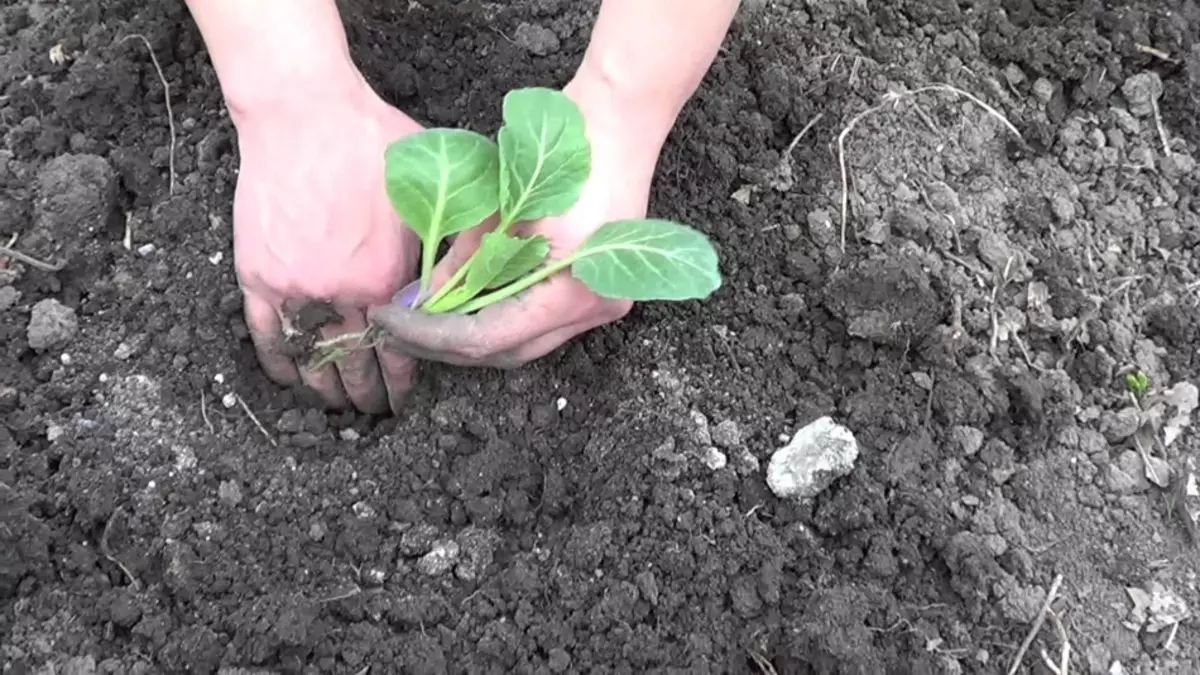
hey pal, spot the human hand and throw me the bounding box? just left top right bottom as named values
left=231, top=78, right=422, bottom=412
left=367, top=82, right=663, bottom=368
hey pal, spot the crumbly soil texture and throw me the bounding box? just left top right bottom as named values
left=3, top=1, right=1200, bottom=673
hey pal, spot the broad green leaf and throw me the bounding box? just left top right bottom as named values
left=498, top=88, right=591, bottom=227
left=569, top=219, right=721, bottom=301
left=384, top=129, right=500, bottom=246
left=423, top=233, right=549, bottom=312
left=483, top=233, right=550, bottom=289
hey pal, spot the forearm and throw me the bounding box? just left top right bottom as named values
left=184, top=0, right=364, bottom=120
left=570, top=0, right=740, bottom=146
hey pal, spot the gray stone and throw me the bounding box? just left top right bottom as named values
left=417, top=541, right=460, bottom=576
left=513, top=22, right=560, bottom=56
left=766, top=417, right=859, bottom=500
left=949, top=426, right=984, bottom=456
left=218, top=480, right=243, bottom=506
left=1121, top=71, right=1163, bottom=117
left=711, top=420, right=742, bottom=448
left=0, top=285, right=19, bottom=311
left=26, top=298, right=77, bottom=350
left=1099, top=408, right=1141, bottom=443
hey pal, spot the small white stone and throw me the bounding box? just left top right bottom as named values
left=767, top=416, right=860, bottom=500
left=703, top=447, right=727, bottom=470
left=60, top=353, right=71, bottom=365
left=209, top=252, right=223, bottom=264
left=214, top=373, right=225, bottom=384
left=556, top=397, right=567, bottom=411
left=340, top=428, right=361, bottom=441
left=137, top=243, right=156, bottom=256
left=221, top=392, right=237, bottom=409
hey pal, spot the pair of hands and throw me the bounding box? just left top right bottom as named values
left=230, top=78, right=657, bottom=413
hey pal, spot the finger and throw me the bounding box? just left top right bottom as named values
left=320, top=307, right=389, bottom=414
left=369, top=275, right=603, bottom=366
left=504, top=299, right=632, bottom=365
left=376, top=346, right=417, bottom=414
left=243, top=290, right=301, bottom=386
left=295, top=309, right=351, bottom=409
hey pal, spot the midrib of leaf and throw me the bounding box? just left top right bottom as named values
left=501, top=108, right=549, bottom=230
left=421, top=134, right=451, bottom=293
left=577, top=235, right=715, bottom=278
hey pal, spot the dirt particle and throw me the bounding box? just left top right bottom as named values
left=711, top=420, right=742, bottom=448
left=217, top=480, right=242, bottom=507
left=547, top=648, right=572, bottom=673
left=949, top=426, right=985, bottom=456
left=276, top=409, right=304, bottom=434
left=1121, top=71, right=1163, bottom=117
left=454, top=527, right=499, bottom=581
left=563, top=521, right=612, bottom=571
left=417, top=540, right=460, bottom=576
left=0, top=286, right=19, bottom=311
left=34, top=152, right=119, bottom=247
left=26, top=298, right=77, bottom=350
left=513, top=22, right=559, bottom=56
left=729, top=576, right=763, bottom=618
left=1099, top=408, right=1140, bottom=443
left=400, top=523, right=440, bottom=556
left=635, top=570, right=659, bottom=606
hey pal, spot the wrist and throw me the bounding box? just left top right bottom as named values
left=564, top=67, right=676, bottom=167
left=186, top=0, right=365, bottom=124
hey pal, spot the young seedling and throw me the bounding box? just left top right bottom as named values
left=307, top=87, right=721, bottom=368
left=1126, top=369, right=1150, bottom=406
left=387, top=87, right=722, bottom=314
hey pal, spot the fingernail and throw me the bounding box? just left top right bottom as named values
left=393, top=281, right=420, bottom=308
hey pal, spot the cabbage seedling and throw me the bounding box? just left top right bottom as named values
left=386, top=87, right=721, bottom=314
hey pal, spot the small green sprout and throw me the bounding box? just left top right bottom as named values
left=384, top=87, right=722, bottom=314
left=1125, top=370, right=1150, bottom=401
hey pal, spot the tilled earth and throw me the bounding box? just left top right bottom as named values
left=3, top=1, right=1200, bottom=673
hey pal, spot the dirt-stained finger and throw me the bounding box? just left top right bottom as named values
left=243, top=291, right=301, bottom=386
left=376, top=346, right=417, bottom=413
left=320, top=307, right=389, bottom=414
left=368, top=275, right=610, bottom=366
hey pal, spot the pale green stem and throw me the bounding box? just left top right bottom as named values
left=420, top=212, right=519, bottom=312
left=453, top=254, right=576, bottom=315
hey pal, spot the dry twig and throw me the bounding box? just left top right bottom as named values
left=0, top=245, right=66, bottom=272
left=1007, top=574, right=1064, bottom=675
left=100, top=507, right=141, bottom=590
left=235, top=394, right=277, bottom=447
left=121, top=34, right=177, bottom=195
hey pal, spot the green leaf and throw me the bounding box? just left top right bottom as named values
left=498, top=88, right=591, bottom=228
left=384, top=128, right=500, bottom=247
left=423, top=233, right=549, bottom=313
left=569, top=219, right=722, bottom=301
left=483, top=233, right=550, bottom=289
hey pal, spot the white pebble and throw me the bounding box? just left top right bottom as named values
left=221, top=392, right=237, bottom=408
left=556, top=397, right=567, bottom=411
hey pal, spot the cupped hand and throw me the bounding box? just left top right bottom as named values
left=230, top=78, right=422, bottom=412
left=368, top=84, right=661, bottom=368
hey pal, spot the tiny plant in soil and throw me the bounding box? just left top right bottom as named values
left=1125, top=369, right=1150, bottom=403
left=308, top=88, right=721, bottom=367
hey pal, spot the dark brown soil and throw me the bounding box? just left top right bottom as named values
left=3, top=1, right=1200, bottom=674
